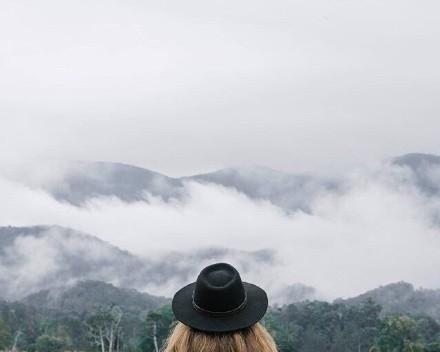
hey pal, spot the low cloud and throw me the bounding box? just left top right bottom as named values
left=0, top=225, right=277, bottom=300
left=1, top=161, right=440, bottom=300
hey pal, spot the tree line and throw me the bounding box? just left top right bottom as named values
left=2, top=299, right=440, bottom=351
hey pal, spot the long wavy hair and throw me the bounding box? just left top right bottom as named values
left=162, top=321, right=278, bottom=352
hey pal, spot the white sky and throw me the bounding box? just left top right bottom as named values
left=1, top=0, right=440, bottom=176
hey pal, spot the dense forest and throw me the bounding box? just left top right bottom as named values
left=1, top=281, right=440, bottom=352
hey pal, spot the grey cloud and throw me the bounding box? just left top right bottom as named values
left=0, top=225, right=277, bottom=300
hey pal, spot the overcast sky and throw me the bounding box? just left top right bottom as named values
left=1, top=0, right=440, bottom=176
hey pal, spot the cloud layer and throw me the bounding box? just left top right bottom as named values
left=1, top=160, right=440, bottom=299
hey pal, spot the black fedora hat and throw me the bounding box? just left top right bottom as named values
left=172, top=262, right=268, bottom=333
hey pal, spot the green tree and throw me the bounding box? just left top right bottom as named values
left=85, top=304, right=124, bottom=352
left=415, top=316, right=440, bottom=345
left=35, top=335, right=65, bottom=352
left=0, top=319, right=11, bottom=350
left=265, top=299, right=382, bottom=352
left=343, top=298, right=382, bottom=352
left=425, top=342, right=440, bottom=352
left=374, top=315, right=422, bottom=352
left=139, top=305, right=175, bottom=352
left=264, top=306, right=302, bottom=352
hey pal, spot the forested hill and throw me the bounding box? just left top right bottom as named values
left=21, top=280, right=169, bottom=316
left=0, top=225, right=154, bottom=299
left=339, top=281, right=440, bottom=320
left=0, top=280, right=169, bottom=352
left=0, top=225, right=276, bottom=301
left=16, top=280, right=440, bottom=323
left=2, top=281, right=440, bottom=352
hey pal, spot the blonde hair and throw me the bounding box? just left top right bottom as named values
left=162, top=322, right=278, bottom=352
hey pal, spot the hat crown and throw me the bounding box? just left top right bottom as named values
left=193, top=263, right=246, bottom=314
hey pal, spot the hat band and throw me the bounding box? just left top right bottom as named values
left=192, top=293, right=248, bottom=315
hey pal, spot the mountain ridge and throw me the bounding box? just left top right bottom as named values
left=0, top=225, right=277, bottom=301
left=338, top=281, right=440, bottom=320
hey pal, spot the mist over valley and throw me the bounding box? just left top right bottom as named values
left=2, top=153, right=440, bottom=301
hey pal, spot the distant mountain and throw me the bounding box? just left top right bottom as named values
left=0, top=225, right=276, bottom=300
left=0, top=225, right=152, bottom=300
left=391, top=153, right=440, bottom=196
left=22, top=280, right=169, bottom=316
left=339, top=281, right=440, bottom=320
left=8, top=161, right=337, bottom=211
left=392, top=153, right=440, bottom=169
left=41, top=161, right=185, bottom=206
left=185, top=166, right=337, bottom=212
left=5, top=154, right=440, bottom=211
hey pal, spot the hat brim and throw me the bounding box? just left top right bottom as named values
left=172, top=281, right=268, bottom=333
